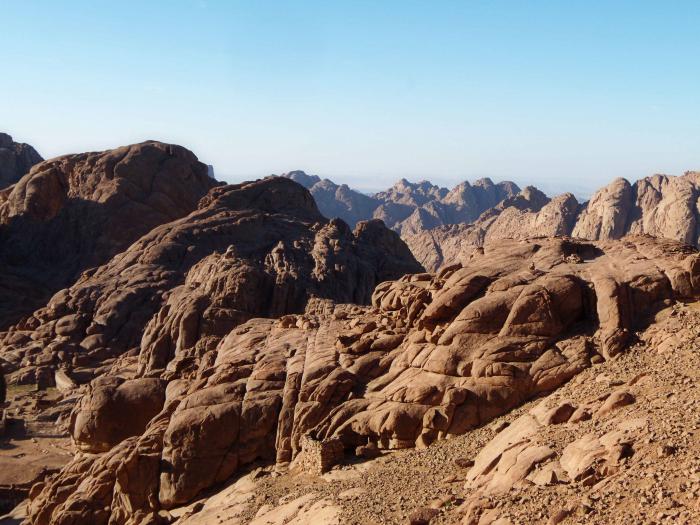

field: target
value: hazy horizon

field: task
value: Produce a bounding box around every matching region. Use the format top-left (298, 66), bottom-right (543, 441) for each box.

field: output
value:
top-left (2, 129), bottom-right (690, 200)
top-left (3, 1), bottom-right (700, 197)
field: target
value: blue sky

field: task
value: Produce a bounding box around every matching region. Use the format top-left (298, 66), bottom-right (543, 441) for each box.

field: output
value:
top-left (2, 1), bottom-right (700, 195)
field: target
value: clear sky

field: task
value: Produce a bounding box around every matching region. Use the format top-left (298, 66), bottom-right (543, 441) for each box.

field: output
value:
top-left (2, 1), bottom-right (700, 196)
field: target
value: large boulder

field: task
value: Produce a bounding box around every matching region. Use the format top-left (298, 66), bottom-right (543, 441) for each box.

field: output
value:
top-left (71, 377), bottom-right (166, 452)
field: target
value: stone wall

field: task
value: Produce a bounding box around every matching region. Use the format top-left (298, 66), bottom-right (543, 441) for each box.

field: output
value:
top-left (294, 435), bottom-right (344, 475)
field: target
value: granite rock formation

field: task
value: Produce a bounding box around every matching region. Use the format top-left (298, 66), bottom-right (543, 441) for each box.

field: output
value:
top-left (405, 172), bottom-right (700, 272)
top-left (0, 176), bottom-right (422, 388)
top-left (573, 172), bottom-right (700, 246)
top-left (281, 171), bottom-right (381, 228)
top-left (0, 141), bottom-right (217, 329)
top-left (0, 133), bottom-right (43, 189)
top-left (403, 187), bottom-right (581, 271)
top-left (373, 178), bottom-right (519, 236)
top-left (280, 171), bottom-right (519, 234)
top-left (24, 235), bottom-right (700, 524)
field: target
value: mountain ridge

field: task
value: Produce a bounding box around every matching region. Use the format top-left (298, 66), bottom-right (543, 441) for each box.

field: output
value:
top-left (404, 170), bottom-right (700, 271)
top-left (280, 170), bottom-right (520, 236)
top-left (3, 137), bottom-right (700, 525)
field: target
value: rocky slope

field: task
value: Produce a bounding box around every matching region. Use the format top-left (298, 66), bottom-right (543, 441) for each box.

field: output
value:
top-left (21, 234), bottom-right (700, 524)
top-left (159, 298), bottom-right (700, 525)
top-left (280, 171), bottom-right (519, 234)
top-left (0, 141), bottom-right (217, 329)
top-left (0, 133), bottom-right (43, 190)
top-left (0, 176), bottom-right (422, 388)
top-left (405, 172), bottom-right (700, 272)
top-left (404, 187), bottom-right (581, 271)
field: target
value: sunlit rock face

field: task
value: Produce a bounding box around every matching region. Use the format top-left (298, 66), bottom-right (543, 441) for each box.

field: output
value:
top-left (27, 235), bottom-right (700, 523)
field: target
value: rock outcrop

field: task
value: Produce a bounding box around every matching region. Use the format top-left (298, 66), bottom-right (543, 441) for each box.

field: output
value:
top-left (25, 235), bottom-right (700, 524)
top-left (0, 176), bottom-right (422, 387)
top-left (574, 172), bottom-right (700, 246)
top-left (374, 178), bottom-right (520, 236)
top-left (405, 172), bottom-right (700, 272)
top-left (0, 141), bottom-right (217, 328)
top-left (280, 171), bottom-right (519, 233)
top-left (404, 187), bottom-right (581, 271)
top-left (0, 133), bottom-right (43, 189)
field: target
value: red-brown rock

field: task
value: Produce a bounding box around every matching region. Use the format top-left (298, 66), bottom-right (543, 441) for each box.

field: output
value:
top-left (0, 141), bottom-right (216, 328)
top-left (26, 235), bottom-right (700, 523)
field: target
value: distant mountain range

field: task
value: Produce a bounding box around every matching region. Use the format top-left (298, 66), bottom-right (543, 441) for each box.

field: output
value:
top-left (4, 134), bottom-right (700, 525)
top-left (5, 137), bottom-right (700, 275)
top-left (280, 169), bottom-right (700, 272)
top-left (405, 172), bottom-right (700, 270)
top-left (280, 170), bottom-right (519, 235)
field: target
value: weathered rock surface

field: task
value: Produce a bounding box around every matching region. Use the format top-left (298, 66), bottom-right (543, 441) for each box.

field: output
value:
top-left (25, 235), bottom-right (700, 524)
top-left (574, 172), bottom-right (700, 246)
top-left (0, 176), bottom-right (421, 388)
top-left (0, 141), bottom-right (216, 328)
top-left (60, 296), bottom-right (692, 525)
top-left (280, 171), bottom-right (519, 233)
top-left (404, 187), bottom-right (581, 271)
top-left (405, 172), bottom-right (700, 272)
top-left (70, 377), bottom-right (166, 453)
top-left (0, 133), bottom-right (43, 189)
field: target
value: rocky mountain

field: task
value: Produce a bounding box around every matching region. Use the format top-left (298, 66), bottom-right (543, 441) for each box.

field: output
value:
top-left (404, 186), bottom-right (581, 271)
top-left (280, 171), bottom-right (520, 235)
top-left (572, 173), bottom-right (700, 245)
top-left (0, 133), bottom-right (43, 189)
top-left (19, 234), bottom-right (700, 524)
top-left (285, 170), bottom-right (700, 273)
top-left (5, 140), bottom-right (700, 524)
top-left (281, 170), bottom-right (381, 227)
top-left (0, 176), bottom-right (422, 388)
top-left (0, 141), bottom-right (217, 329)
top-left (405, 172), bottom-right (700, 272)
top-left (373, 178), bottom-right (520, 236)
